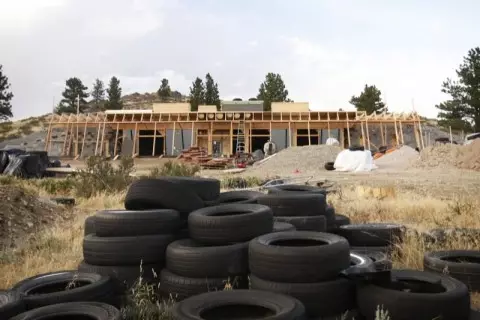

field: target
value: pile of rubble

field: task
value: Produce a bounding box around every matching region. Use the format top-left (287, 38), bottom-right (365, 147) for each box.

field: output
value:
top-left (177, 147), bottom-right (231, 169)
top-left (414, 139), bottom-right (480, 171)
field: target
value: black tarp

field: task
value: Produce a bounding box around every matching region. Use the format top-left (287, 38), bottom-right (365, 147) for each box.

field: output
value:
top-left (0, 149), bottom-right (50, 178)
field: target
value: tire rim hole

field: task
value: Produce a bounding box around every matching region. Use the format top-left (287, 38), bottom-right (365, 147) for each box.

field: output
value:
top-left (26, 280), bottom-right (91, 295)
top-left (220, 198), bottom-right (247, 203)
top-left (441, 256), bottom-right (480, 264)
top-left (379, 279), bottom-right (446, 293)
top-left (270, 239), bottom-right (328, 247)
top-left (200, 304), bottom-right (275, 319)
top-left (36, 316), bottom-right (96, 320)
top-left (211, 211), bottom-right (250, 217)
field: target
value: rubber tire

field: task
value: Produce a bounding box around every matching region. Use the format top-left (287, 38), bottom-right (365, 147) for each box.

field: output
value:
top-left (324, 162), bottom-right (335, 171)
top-left (350, 246), bottom-right (391, 254)
top-left (424, 250), bottom-right (480, 291)
top-left (83, 233), bottom-right (175, 266)
top-left (351, 250), bottom-right (392, 271)
top-left (266, 184), bottom-right (327, 196)
top-left (172, 289), bottom-right (306, 320)
top-left (357, 269), bottom-right (471, 320)
top-left (161, 176), bottom-right (220, 201)
top-left (94, 209), bottom-right (182, 237)
top-left (0, 291), bottom-right (24, 319)
top-left (10, 302), bottom-right (121, 320)
top-left (335, 214), bottom-right (351, 227)
top-left (257, 193), bottom-right (327, 217)
top-left (273, 222), bottom-right (296, 232)
top-left (124, 178), bottom-right (204, 214)
top-left (84, 216), bottom-right (95, 236)
top-left (159, 269), bottom-right (246, 301)
top-left (11, 271), bottom-right (116, 310)
top-left (250, 274), bottom-right (354, 317)
top-left (166, 239), bottom-right (249, 278)
top-left (207, 190), bottom-right (264, 206)
top-left (274, 216), bottom-right (327, 232)
top-left (349, 146), bottom-right (365, 151)
top-left (249, 231), bottom-right (350, 283)
top-left (188, 203), bottom-right (273, 245)
top-left (77, 261), bottom-right (162, 288)
top-left (336, 223), bottom-right (405, 247)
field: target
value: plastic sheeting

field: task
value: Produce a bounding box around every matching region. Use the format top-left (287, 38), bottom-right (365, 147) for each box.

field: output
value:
top-left (0, 149), bottom-right (50, 178)
top-left (334, 149), bottom-right (377, 172)
top-left (326, 138), bottom-right (340, 146)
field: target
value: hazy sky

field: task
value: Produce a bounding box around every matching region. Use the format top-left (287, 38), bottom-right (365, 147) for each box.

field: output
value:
top-left (0, 0), bottom-right (478, 120)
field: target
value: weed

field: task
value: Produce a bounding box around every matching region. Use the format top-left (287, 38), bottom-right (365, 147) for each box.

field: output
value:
top-left (148, 161), bottom-right (200, 178)
top-left (220, 176), bottom-right (263, 189)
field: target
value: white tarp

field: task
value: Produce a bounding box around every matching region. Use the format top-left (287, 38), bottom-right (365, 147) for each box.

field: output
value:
top-left (325, 138), bottom-right (340, 146)
top-left (334, 149), bottom-right (377, 172)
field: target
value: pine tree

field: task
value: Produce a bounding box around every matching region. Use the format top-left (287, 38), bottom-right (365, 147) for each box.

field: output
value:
top-left (349, 84), bottom-right (387, 115)
top-left (56, 77), bottom-right (89, 114)
top-left (257, 73), bottom-right (289, 111)
top-left (0, 65), bottom-right (13, 120)
top-left (189, 77), bottom-right (205, 111)
top-left (91, 79), bottom-right (105, 111)
top-left (106, 77), bottom-right (123, 110)
top-left (204, 73), bottom-right (221, 110)
top-left (157, 78), bottom-right (172, 102)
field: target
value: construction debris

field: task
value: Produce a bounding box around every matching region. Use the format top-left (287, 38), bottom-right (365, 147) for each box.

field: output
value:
top-left (177, 147), bottom-right (231, 169)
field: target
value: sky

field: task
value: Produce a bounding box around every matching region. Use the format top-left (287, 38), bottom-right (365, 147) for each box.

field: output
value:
top-left (0, 0), bottom-right (479, 120)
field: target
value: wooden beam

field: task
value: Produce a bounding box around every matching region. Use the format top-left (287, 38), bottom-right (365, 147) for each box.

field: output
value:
top-left (365, 119), bottom-right (371, 150)
top-left (152, 122), bottom-right (157, 156)
top-left (132, 122), bottom-right (138, 157)
top-left (307, 121), bottom-right (311, 145)
top-left (418, 118), bottom-right (425, 149)
top-left (288, 121), bottom-right (292, 147)
top-left (191, 122), bottom-right (195, 147)
top-left (360, 122), bottom-right (366, 147)
top-left (346, 115), bottom-right (351, 148)
top-left (94, 123), bottom-right (101, 156)
top-left (380, 123), bottom-right (385, 146)
top-left (80, 121), bottom-right (88, 158)
top-left (113, 123), bottom-right (120, 157)
top-left (393, 117), bottom-right (400, 147)
top-left (172, 121), bottom-right (176, 156)
top-left (399, 121), bottom-right (405, 145)
top-left (100, 122), bottom-right (106, 156)
top-left (230, 121), bottom-right (233, 156)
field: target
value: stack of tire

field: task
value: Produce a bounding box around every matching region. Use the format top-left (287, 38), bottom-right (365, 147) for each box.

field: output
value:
top-left (248, 230), bottom-right (359, 319)
top-left (0, 271), bottom-right (122, 319)
top-left (160, 203), bottom-right (275, 300)
top-left (335, 223), bottom-right (403, 271)
top-left (257, 185), bottom-right (332, 232)
top-left (79, 177), bottom-right (221, 291)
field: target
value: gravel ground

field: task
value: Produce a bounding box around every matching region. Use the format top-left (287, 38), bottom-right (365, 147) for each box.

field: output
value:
top-left (374, 146), bottom-right (420, 170)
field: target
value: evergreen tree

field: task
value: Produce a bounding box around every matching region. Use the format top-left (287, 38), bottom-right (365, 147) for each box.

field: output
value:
top-left (106, 77), bottom-right (123, 110)
top-left (189, 77), bottom-right (205, 111)
top-left (56, 77), bottom-right (89, 114)
top-left (91, 78), bottom-right (105, 111)
top-left (157, 78), bottom-right (172, 102)
top-left (204, 73), bottom-right (221, 110)
top-left (436, 47), bottom-right (480, 132)
top-left (233, 98), bottom-right (243, 101)
top-left (0, 65), bottom-right (13, 120)
top-left (257, 73), bottom-right (289, 111)
top-left (349, 84), bottom-right (387, 115)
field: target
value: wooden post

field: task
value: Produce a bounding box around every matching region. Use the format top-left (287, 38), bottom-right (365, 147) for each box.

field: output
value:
top-left (94, 123), bottom-right (101, 156)
top-left (360, 122), bottom-right (366, 147)
top-left (163, 129), bottom-right (167, 155)
top-left (191, 122), bottom-right (195, 147)
top-left (384, 124), bottom-right (388, 146)
top-left (380, 124), bottom-right (385, 146)
top-left (399, 121), bottom-right (405, 145)
top-left (288, 122), bottom-right (292, 147)
top-left (413, 122), bottom-right (421, 150)
top-left (152, 122), bottom-right (157, 156)
top-left (307, 121), bottom-right (311, 145)
top-left (449, 126), bottom-right (453, 145)
top-left (132, 123), bottom-right (138, 157)
top-left (62, 123), bottom-right (71, 156)
top-left (44, 120), bottom-right (53, 152)
top-left (346, 116), bottom-right (351, 148)
top-left (230, 121), bottom-right (233, 156)
top-left (75, 117), bottom-right (79, 157)
top-left (365, 119), bottom-right (371, 150)
top-left (100, 122), bottom-right (106, 156)
top-left (207, 122), bottom-right (212, 155)
top-left (80, 121), bottom-right (88, 158)
top-left (269, 121), bottom-right (272, 141)
top-left (393, 116), bottom-right (400, 147)
top-left (172, 121), bottom-right (176, 156)
top-left (418, 119), bottom-right (425, 149)
top-left (339, 128), bottom-right (345, 148)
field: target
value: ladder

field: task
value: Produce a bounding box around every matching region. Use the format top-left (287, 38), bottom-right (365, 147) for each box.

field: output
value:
top-left (235, 120), bottom-right (246, 154)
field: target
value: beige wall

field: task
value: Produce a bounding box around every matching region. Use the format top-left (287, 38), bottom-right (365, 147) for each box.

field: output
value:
top-left (153, 103), bottom-right (191, 113)
top-left (198, 105), bottom-right (217, 112)
top-left (271, 102), bottom-right (310, 112)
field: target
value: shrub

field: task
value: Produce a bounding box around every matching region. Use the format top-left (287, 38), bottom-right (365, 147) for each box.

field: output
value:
top-left (36, 178), bottom-right (76, 195)
top-left (220, 176), bottom-right (263, 189)
top-left (74, 156), bottom-right (135, 198)
top-left (148, 161), bottom-right (200, 178)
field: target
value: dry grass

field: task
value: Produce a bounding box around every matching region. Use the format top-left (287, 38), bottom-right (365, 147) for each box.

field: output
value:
top-left (0, 180), bottom-right (479, 317)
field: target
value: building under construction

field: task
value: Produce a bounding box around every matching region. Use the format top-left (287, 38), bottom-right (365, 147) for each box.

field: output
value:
top-left (44, 101), bottom-right (425, 158)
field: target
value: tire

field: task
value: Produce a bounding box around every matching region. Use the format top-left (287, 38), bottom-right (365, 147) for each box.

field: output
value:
top-left (50, 197), bottom-right (75, 206)
top-left (249, 231), bottom-right (350, 283)
top-left (274, 216), bottom-right (326, 232)
top-left (84, 216), bottom-right (95, 236)
top-left (94, 209), bottom-right (182, 237)
top-left (357, 269), bottom-right (470, 320)
top-left (172, 289), bottom-right (306, 320)
top-left (250, 274), bottom-right (354, 317)
top-left (351, 249), bottom-right (392, 271)
top-left (266, 184), bottom-right (327, 196)
top-left (159, 269), bottom-right (245, 301)
top-left (208, 190), bottom-right (264, 205)
top-left (124, 178), bottom-right (204, 214)
top-left (335, 214), bottom-right (351, 227)
top-left (77, 261), bottom-right (162, 288)
top-left (188, 204), bottom-right (273, 245)
top-left (350, 246), bottom-right (391, 254)
top-left (324, 205), bottom-right (335, 227)
top-left (83, 233), bottom-right (175, 266)
top-left (10, 271), bottom-right (117, 310)
top-left (471, 309), bottom-right (480, 320)
top-left (257, 193), bottom-right (327, 217)
top-left (0, 291), bottom-right (24, 319)
top-left (166, 239), bottom-right (249, 278)
top-left (10, 302), bottom-right (121, 320)
top-left (273, 222), bottom-right (296, 232)
top-left (336, 223), bottom-right (404, 247)
top-left (349, 146), bottom-right (365, 151)
top-left (346, 252), bottom-right (375, 273)
top-left (324, 162), bottom-right (335, 171)
top-left (424, 250), bottom-right (480, 291)
top-left (161, 176), bottom-right (220, 201)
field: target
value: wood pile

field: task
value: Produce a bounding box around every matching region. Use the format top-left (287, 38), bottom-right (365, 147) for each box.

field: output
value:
top-left (177, 146), bottom-right (232, 169)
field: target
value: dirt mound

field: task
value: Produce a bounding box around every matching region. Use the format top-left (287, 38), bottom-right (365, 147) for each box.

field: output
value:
top-left (414, 139), bottom-right (480, 171)
top-left (0, 186), bottom-right (72, 248)
top-left (245, 145), bottom-right (342, 178)
top-left (374, 146), bottom-right (420, 170)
